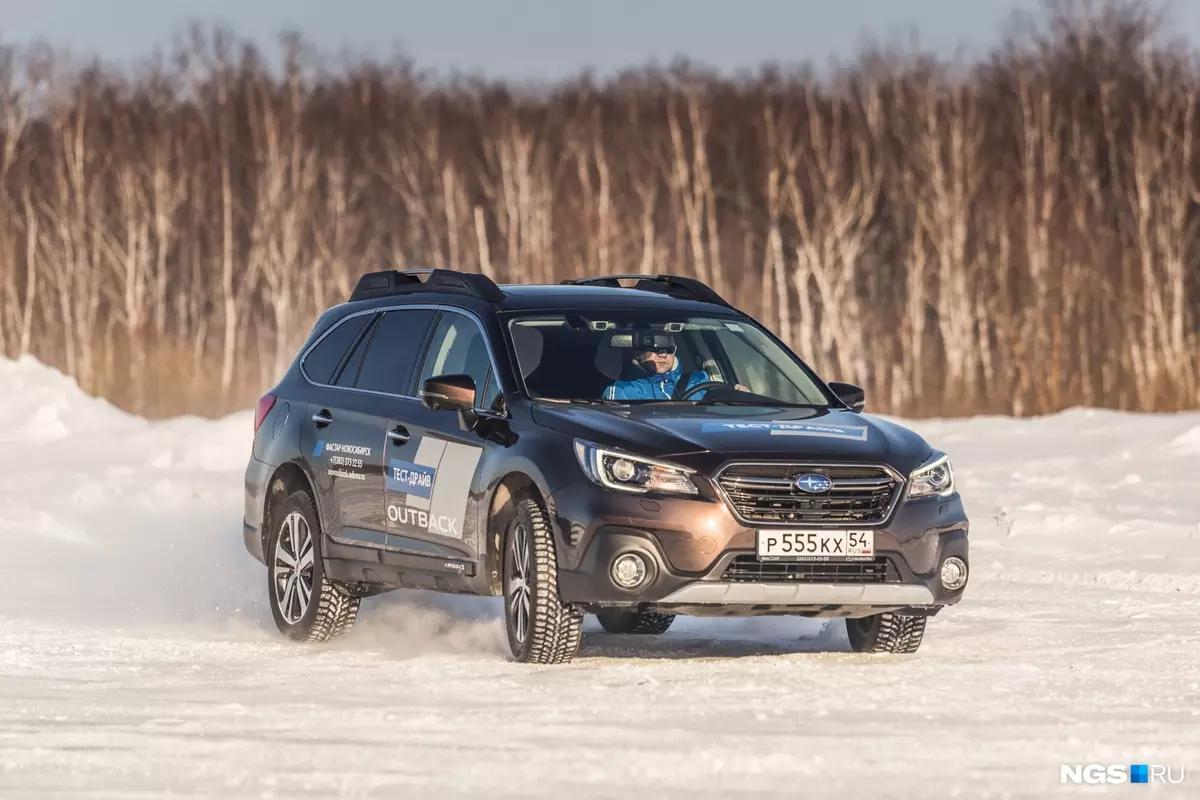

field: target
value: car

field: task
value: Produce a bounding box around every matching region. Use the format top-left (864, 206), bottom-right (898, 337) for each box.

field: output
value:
top-left (243, 269), bottom-right (969, 663)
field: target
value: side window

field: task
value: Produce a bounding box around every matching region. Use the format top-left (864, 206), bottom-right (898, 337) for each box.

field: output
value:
top-left (417, 313), bottom-right (494, 408)
top-left (302, 314), bottom-right (372, 384)
top-left (355, 309), bottom-right (438, 395)
top-left (335, 315), bottom-right (378, 387)
top-left (479, 369), bottom-right (502, 411)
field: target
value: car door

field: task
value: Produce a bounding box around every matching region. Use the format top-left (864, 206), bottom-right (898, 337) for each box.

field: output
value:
top-left (301, 307), bottom-right (437, 548)
top-left (383, 309), bottom-right (502, 562)
top-left (296, 311), bottom-right (383, 543)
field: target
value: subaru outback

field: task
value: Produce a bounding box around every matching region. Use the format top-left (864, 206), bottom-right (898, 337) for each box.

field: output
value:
top-left (244, 269), bottom-right (969, 663)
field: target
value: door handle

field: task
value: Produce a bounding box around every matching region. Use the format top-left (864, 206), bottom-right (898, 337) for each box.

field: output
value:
top-left (388, 426), bottom-right (410, 445)
top-left (312, 409), bottom-right (333, 427)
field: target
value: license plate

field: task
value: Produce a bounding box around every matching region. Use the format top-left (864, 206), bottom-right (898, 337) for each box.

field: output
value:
top-left (756, 529), bottom-right (875, 562)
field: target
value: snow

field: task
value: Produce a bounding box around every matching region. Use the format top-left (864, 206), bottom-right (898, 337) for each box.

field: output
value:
top-left (1, 357), bottom-right (1198, 799)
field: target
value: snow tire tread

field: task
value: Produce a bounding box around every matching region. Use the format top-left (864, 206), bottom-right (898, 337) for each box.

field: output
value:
top-left (847, 612), bottom-right (927, 654)
top-left (302, 576), bottom-right (361, 643)
top-left (511, 496), bottom-right (583, 665)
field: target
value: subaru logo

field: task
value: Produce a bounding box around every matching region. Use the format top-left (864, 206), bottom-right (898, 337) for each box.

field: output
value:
top-left (794, 473), bottom-right (832, 494)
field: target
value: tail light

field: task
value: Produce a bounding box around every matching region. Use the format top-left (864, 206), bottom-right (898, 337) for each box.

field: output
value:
top-left (254, 393), bottom-right (278, 433)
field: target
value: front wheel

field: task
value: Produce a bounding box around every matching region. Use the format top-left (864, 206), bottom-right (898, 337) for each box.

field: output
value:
top-left (503, 496), bottom-right (583, 664)
top-left (267, 490), bottom-right (360, 643)
top-left (845, 612), bottom-right (927, 654)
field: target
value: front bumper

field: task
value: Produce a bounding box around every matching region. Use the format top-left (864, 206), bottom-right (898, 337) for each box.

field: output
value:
top-left (549, 479), bottom-right (969, 618)
top-left (657, 582), bottom-right (936, 606)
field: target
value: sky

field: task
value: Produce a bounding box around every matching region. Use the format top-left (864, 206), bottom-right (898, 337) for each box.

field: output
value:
top-left (2, 0), bottom-right (1198, 81)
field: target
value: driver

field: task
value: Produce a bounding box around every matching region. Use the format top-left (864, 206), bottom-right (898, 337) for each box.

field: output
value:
top-left (602, 331), bottom-right (713, 401)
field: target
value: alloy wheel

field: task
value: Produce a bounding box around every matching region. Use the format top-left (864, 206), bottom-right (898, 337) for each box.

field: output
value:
top-left (274, 511), bottom-right (315, 624)
top-left (507, 521), bottom-right (533, 644)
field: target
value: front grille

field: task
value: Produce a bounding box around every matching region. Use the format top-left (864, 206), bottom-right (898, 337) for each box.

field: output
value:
top-left (716, 463), bottom-right (899, 525)
top-left (722, 555), bottom-right (900, 584)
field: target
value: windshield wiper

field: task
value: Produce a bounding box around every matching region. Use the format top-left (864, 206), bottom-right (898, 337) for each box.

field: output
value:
top-left (691, 399), bottom-right (828, 408)
top-left (567, 398), bottom-right (623, 406)
top-left (534, 397), bottom-right (622, 406)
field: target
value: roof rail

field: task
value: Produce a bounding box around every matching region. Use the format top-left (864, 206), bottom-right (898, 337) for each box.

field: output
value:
top-left (349, 268), bottom-right (505, 304)
top-left (561, 273), bottom-right (734, 309)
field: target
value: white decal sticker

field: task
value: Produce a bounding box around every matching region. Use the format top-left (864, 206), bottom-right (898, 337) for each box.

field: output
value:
top-left (699, 421), bottom-right (868, 441)
top-left (386, 436), bottom-right (483, 540)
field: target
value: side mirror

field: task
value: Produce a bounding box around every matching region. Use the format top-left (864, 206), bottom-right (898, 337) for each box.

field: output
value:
top-left (828, 381), bottom-right (866, 413)
top-left (421, 374), bottom-right (476, 412)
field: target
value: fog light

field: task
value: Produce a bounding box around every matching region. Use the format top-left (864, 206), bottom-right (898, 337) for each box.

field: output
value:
top-left (610, 552), bottom-right (648, 589)
top-left (940, 556), bottom-right (968, 591)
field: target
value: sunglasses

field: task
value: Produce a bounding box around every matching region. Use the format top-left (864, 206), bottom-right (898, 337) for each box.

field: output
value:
top-left (640, 346), bottom-right (677, 356)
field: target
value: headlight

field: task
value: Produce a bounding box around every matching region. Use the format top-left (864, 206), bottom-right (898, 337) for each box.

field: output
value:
top-left (908, 453), bottom-right (955, 498)
top-left (573, 440), bottom-right (698, 495)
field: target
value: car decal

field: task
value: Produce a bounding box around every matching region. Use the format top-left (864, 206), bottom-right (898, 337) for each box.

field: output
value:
top-left (698, 421), bottom-right (869, 441)
top-left (312, 439), bottom-right (373, 480)
top-left (386, 459), bottom-right (436, 498)
top-left (387, 435), bottom-right (482, 540)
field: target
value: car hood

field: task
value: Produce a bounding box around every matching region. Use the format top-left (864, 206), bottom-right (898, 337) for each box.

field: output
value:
top-left (531, 403), bottom-right (936, 475)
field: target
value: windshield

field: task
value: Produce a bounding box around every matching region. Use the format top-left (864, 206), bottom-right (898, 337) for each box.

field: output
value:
top-left (505, 311), bottom-right (832, 406)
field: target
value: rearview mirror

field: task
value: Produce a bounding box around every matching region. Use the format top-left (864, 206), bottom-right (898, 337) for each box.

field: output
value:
top-left (421, 374), bottom-right (476, 412)
top-left (828, 381), bottom-right (866, 413)
top-left (608, 330), bottom-right (674, 350)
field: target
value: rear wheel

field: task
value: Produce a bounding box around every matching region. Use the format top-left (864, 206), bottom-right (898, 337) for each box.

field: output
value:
top-left (845, 612), bottom-right (926, 654)
top-left (503, 496), bottom-right (583, 664)
top-left (267, 491), bottom-right (360, 643)
top-left (595, 611), bottom-right (675, 635)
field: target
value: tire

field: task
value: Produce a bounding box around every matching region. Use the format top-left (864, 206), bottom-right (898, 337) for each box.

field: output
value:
top-left (845, 612), bottom-right (927, 654)
top-left (595, 610), bottom-right (675, 635)
top-left (267, 490), bottom-right (360, 643)
top-left (503, 495), bottom-right (583, 664)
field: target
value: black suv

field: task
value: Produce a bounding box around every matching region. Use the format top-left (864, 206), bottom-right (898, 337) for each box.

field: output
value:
top-left (244, 270), bottom-right (969, 663)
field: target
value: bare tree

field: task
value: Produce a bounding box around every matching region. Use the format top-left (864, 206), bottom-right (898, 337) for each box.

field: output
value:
top-left (760, 103), bottom-right (792, 348)
top-left (0, 3), bottom-right (1195, 419)
top-left (784, 82), bottom-right (883, 385)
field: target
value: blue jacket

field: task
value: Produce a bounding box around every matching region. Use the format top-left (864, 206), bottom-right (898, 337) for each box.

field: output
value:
top-left (604, 362), bottom-right (710, 401)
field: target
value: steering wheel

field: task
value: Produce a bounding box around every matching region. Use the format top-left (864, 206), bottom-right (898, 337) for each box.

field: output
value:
top-left (676, 380), bottom-right (729, 401)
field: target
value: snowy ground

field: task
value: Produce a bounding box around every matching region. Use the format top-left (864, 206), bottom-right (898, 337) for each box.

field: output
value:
top-left (0, 355), bottom-right (1197, 799)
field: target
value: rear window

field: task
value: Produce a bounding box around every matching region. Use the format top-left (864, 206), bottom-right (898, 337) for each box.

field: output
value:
top-left (335, 315), bottom-right (379, 387)
top-left (355, 309), bottom-right (438, 395)
top-left (302, 314), bottom-right (372, 384)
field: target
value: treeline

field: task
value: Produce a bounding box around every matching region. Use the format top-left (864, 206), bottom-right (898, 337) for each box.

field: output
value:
top-left (0, 1), bottom-right (1197, 417)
